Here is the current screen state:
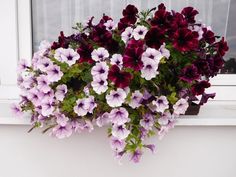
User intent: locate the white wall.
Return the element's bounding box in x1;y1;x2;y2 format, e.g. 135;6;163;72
0;126;236;177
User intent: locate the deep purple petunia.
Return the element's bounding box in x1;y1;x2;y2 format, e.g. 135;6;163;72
144;27;165;50
215;37;229;56
191;80;211;96
151;3;172;30
202;28;215;44
108;65;132;88
172;28;199;52
181;6;199;24
180;64;200;83
123;39;144;71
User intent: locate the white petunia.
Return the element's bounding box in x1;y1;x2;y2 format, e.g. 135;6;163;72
104;20;116;31
159;43;170;59
133;25;148;40
91;75;108;94
141;58;159;80
106;88;127;107
112;124;130;140
109;107;130;125
61;48;80;66
121;27;133;43
91;61;109;79
91;47;109;61
110;54;123;69
142;47;163;64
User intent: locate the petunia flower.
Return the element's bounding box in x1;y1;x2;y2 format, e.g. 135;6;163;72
54;47;65;62
110;136;126;152
106;88;127;107
11;103;23;117
104;19;116;31
159;43;170;59
37;57;54;72
141;47;163;64
91;75;108;94
91;61;109;79
46;65;63;82
109;107;130;125
60;48;80;66
91;47;109;61
51;124;73;139
128;90;143;109
173;98;189;115
41;89;55;103
55;84;67;101
41;99;55;116
86;96;97;113
112;124;130;140
129;149;142;163
141;58;159;80
73;98;89;116
144;144;156;154
96;112;110;127
158;111;174;126
133;25;148;40
110;54;123;69
55;111;69;126
123;39;144;71
145;27;165;49
181;6;199;24
121;27;133;43
17;59;29;73
27;88;44;106
140;113;154;130
180;64;200;83
108;65;132;88
152;96;169;113
191;80;211;96
37;75;51;93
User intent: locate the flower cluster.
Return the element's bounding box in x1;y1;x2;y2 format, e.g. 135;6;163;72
13;3;228;163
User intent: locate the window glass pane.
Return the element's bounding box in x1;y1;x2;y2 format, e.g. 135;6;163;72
32;0;235;73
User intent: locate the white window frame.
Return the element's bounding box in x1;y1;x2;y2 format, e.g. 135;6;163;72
0;0;235;125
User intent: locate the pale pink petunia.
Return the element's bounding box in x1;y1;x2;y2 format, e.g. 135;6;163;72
173;98;189;115
55;84;67;101
112;124;130;140
110;54;123;69
104;20;116;31
140;113;154;130
52;124;73;139
11;103;23;117
96;112;110;127
37;57;54;72
37;74;51;93
141;58;159;80
109;107;130;125
91;75;108;94
106;88;127;107
159;43;170;59
60;48;80;66
128;90;143;109
73;98;89;116
110;136;126;152
41;100;55;116
152;96;169;113
17;59;29;73
46;65;63;82
142;47;163;64
86;96;97;113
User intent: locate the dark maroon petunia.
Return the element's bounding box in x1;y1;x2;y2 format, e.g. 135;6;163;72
181;7;199;24
144;27;165;49
151;3;172;30
215;37;229;56
202;28;215;44
172;28;199;52
123;40;144;71
194;59;211;76
51;31;69;50
180;64;200;83
77;43;94;64
122;4;138;24
108;65;132;88
118;5;138;32
191;80;211;96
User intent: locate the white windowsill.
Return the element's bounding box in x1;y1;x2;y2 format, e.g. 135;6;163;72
0;100;236;126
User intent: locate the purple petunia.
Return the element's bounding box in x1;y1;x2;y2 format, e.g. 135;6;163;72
140;113;154;130
37;75;51;93
46;65;63;82
55;84;67;101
